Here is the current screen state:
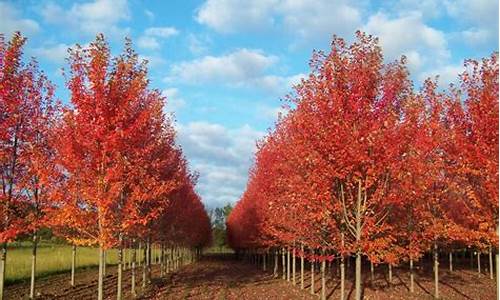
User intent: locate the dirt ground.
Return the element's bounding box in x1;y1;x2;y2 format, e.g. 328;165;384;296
5;254;497;299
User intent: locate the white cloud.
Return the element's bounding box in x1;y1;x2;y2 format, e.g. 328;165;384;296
195;0;278;33
419;63;464;89
253;72;306;95
278;0;362;43
167;48;278;84
461;28;492;46
139;54;166;67
137;36;160;50
144;9;155;21
257;105;289;120
176;121;264;208
187;33;211;55
0;2;40;37
31;43;72;65
145;27;178;38
195;0;362;44
138;27;179;50
363;12;449;73
162;88;186;114
40;0;130;38
445;0;498;28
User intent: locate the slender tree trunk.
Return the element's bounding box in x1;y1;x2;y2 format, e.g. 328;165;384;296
409;258;414;293
354;180;362;300
434;242;439;299
71;245;76;287
98;246;104;300
478;251;481;275
287;248;290;282
311;259;315;295
282;248;286;280
263;252;266;271
117;235;123;300
292;248;296;285
160;244;165;277
489;245;493;279
0;243;6;300
388;264;392;285
131;240;136;297
470;249;473;269
370;261;374;282
449;252;453;272
142;242;147;288
138;242;142;267
29;231;37;299
146;240;151;284
102;250;106;277
300;244;304;289
274;249;278;278
340;233;345;300
321;253;326;300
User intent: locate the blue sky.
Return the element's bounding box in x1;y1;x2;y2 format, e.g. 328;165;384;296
1;0;498;209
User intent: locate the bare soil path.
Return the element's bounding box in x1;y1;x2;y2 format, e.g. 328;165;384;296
5;254;497;299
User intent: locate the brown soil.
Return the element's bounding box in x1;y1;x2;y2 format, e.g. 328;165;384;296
5;254;497;299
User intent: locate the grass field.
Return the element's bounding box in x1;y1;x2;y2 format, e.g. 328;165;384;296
5;241;146;285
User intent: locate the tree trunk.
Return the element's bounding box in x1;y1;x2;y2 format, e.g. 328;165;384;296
273;249;278;278
131;241;136;297
117;235;123;300
282;248;286;280
103;250;106;276
160;244;165;277
292;248;296;285
321;255;326;300
489;245;493;279
449;252;453;272
146;241;151;284
340;233;345;300
410;258;414;293
354;180;362;300
388;264;392;285
138;242;142;267
470;250;473;269
287;248;290;282
300;244;304;289
142;242;147;288
311;259;315;295
0;243;6;300
263;252;266;271
370;261;374;282
434;242;439;299
71;245;76;287
98;246;104;300
29;231;37;299
478;251;481;275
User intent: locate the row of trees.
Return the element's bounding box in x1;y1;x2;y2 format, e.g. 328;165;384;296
0;32;211;299
227;32;498;300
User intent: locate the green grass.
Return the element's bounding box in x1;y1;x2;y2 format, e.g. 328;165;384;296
5;242;146;285
203;247;234;254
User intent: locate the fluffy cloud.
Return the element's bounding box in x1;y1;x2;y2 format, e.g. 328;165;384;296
187;33;212;55
31;43;72;65
167;48;304;95
162;88;186;114
419;63;464;89
196;0;362;44
176;122;264;208
363;12;449;73
138;27;179;50
195;0;278;33
40;0;130;38
445;0;498;28
167;48;277;84
279;0;361;43
0;2;39;37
